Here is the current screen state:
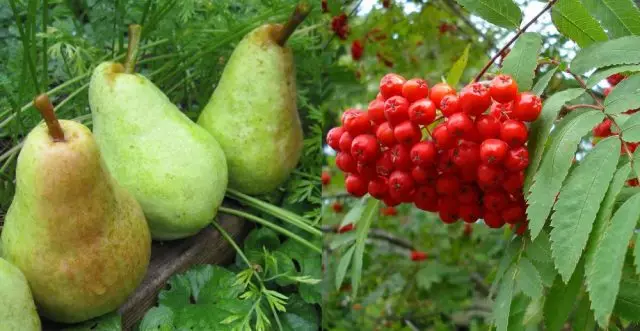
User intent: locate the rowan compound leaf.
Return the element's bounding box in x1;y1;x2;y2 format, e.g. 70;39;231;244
493;266;516;331
604;74;640;115
502;33;543;91
524;88;585;192
614;265;640;322
335;245;355;290
446;44;470;87
531;66;558;95
516;258;543;299
525;230;552;264
550;137;620;282
573;293;597;331
526;110;605;239
551;0;608;48
586;192;640;327
543;261;584;331
581;0;640;38
351;198;379;298
453;0;522;29
571;36;640;75
620;112;640;142
586;64;640;88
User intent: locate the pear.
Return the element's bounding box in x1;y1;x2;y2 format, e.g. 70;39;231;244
89;25;228;240
197;4;310;195
0;95;151;323
0;258;41;331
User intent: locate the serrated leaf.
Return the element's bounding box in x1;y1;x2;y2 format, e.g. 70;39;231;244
614;266;640;322
531;66;558;95
340;197;367;227
62;312;121;331
571;36;640;75
531;260;558;287
351;198;379;298
335;245;355;290
525;230;552;264
524;88;585;192
573;292;596;331
551;0;608;48
543;261;584;331
502;33;543;91
586;192;640;327
550;137;620;282
493;266;516;331
586;64;640;87
516;258;543;299
581;0;640;38
416;261;444;291
139;306;173;331
604;73;640;114
620;112;640;141
491;237;521;296
446;44;470;87
523;296;544;326
526;110;605;239
453;0;522;29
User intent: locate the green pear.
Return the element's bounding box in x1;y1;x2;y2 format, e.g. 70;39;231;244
197;5;310;195
0;258;41;331
1;95;151;323
88;25;227;240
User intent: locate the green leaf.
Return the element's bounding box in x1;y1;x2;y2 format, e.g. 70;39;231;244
416;261;445;291
550;137;621;282
62;312;121;331
340;197;367;227
635;235;640;274
159;265;243;309
586;192;640;327
573;293;597;331
571;36;640;75
351;198;379;298
551;0;608;48
524;88;585;192
491;237;521;295
586;64;640;87
614;263;640;322
531;66;558;95
531;260;558;287
493;266;516;331
453;0;522;29
502;33;543;91
138;306;174;331
526;110;605;239
604;73;640;114
581;0;640;38
281;294;319;331
446;44;470;87
335;245;355;290
525;230;552;264
543;262;584;331
515;258;543;299
620;112;640;142
278;238;322;304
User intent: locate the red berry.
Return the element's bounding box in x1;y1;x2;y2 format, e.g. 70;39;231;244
393;121;422;145
339;132;354;152
380;73;406;99
384;96;410;126
430;83;456;110
414;185;438;211
331;14;349;39
452;141;480;168
381;206;398;216
483;190;509;212
351;134;379;162
593;119;612;137
322;171;331;186
390;144;412;171
383;194;401;207
438;198;459;223
459;204;481;223
332;201;344;213
477;164;504;189
389;171;415;199
375;151;394;177
411;166;436;184
351;40;364;61
345;174;368;197
500;120;528;147
503;171;525;193
437;149;456;174
512;221;528;235
432;124;456;149
410;141;437;166
483;211;504;229
356;161;376;180
480;139;509;165
512;92;542;122
410;250;428;261
376;122;396;147
343;110;371;136
607;73;626;86
402;78;429;102
440;94;461;117
504;147;529;171
326;127;345;151
408;99;437;125
368;99;387;124
459;164;479;183
447;112;474;138
436;175;460;195
338;223;354;233
459;83;492;116
476;115;501;139
490;102;513;121
502;204;525;225
336;152;357;173
489;74;518;103
459;184;480;204
368;177;389;199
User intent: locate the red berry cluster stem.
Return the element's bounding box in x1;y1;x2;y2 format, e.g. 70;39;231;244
327;73;542;232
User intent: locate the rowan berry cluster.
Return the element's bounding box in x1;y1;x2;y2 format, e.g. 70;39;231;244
326;73;543;233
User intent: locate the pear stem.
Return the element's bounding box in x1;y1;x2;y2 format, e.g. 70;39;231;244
274;2;311;46
124;24;143;74
33;94;65;142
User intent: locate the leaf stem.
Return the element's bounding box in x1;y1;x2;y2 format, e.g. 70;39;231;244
473;0;558;82
124;24;142;74
273;1;311;46
33;94;64;142
564;104;603;111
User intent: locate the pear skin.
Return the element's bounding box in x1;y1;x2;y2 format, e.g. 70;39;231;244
1;119;151;323
89;62;228;240
0;258;41;331
198;24;303;195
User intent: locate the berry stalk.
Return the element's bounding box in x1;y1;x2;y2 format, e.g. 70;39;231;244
33;94;65;142
274;2;311;46
124;24;143;74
